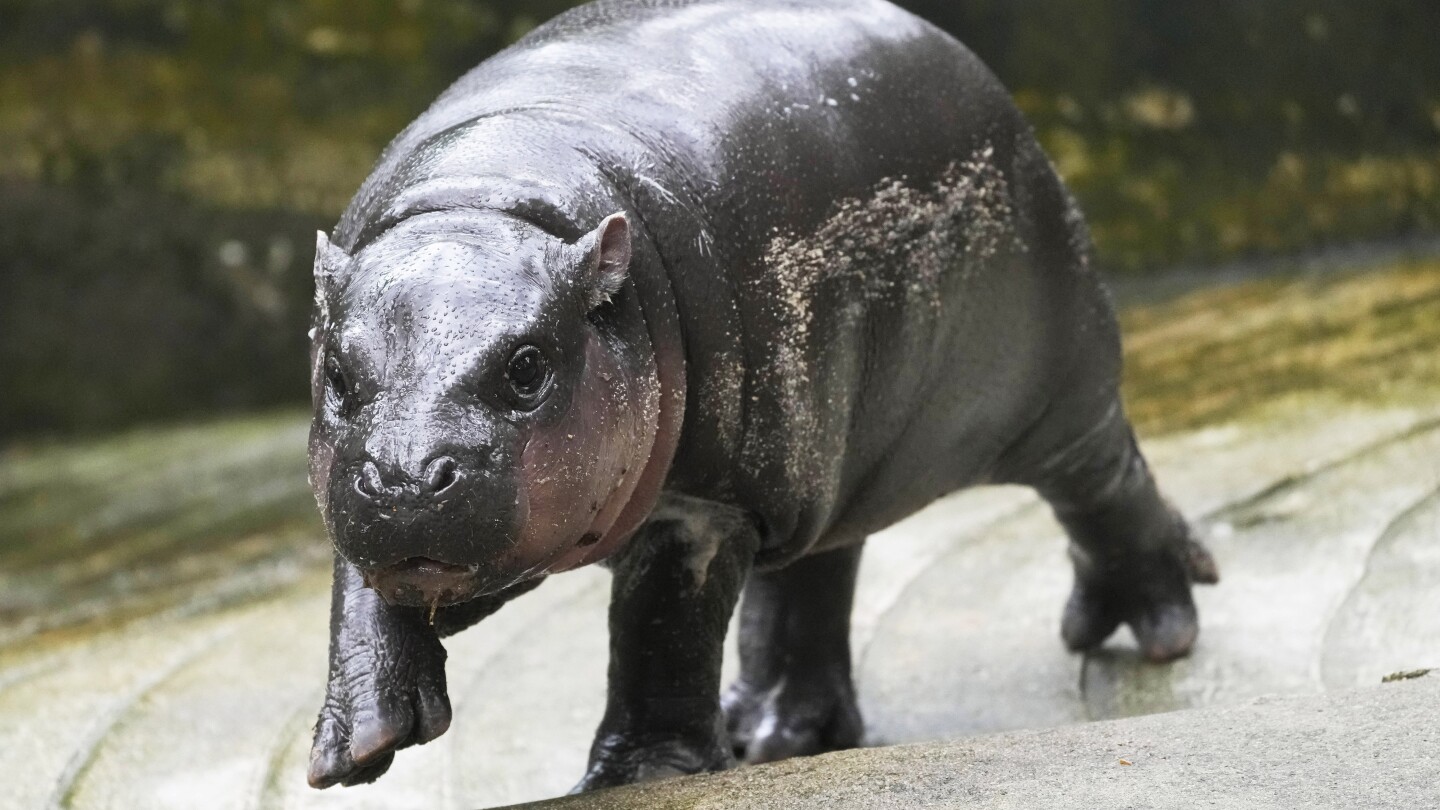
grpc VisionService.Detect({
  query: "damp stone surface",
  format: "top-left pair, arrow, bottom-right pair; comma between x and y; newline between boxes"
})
1,256 -> 1438,807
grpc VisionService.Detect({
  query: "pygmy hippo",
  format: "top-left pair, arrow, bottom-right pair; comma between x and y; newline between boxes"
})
305,0 -> 1219,793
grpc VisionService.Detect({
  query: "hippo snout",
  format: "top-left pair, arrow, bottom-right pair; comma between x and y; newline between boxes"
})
363,556 -> 482,607
354,455 -> 462,505
325,435 -> 520,577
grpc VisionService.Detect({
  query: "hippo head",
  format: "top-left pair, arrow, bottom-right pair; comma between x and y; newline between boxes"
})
307,210 -> 664,608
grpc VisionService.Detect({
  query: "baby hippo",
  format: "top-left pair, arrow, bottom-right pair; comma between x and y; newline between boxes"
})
305,0 -> 1218,793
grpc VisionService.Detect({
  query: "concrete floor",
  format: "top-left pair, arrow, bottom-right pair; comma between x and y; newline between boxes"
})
515,672 -> 1440,810
2,258 -> 1438,808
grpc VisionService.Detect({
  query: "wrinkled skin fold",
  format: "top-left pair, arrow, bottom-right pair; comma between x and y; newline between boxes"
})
308,558 -> 543,788
305,0 -> 1218,795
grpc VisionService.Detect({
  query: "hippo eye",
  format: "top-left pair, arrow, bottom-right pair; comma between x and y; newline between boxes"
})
505,344 -> 551,403
325,355 -> 358,416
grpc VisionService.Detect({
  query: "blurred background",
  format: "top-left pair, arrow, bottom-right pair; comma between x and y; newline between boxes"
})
2,3 -> 1439,808
1,0 -> 1438,438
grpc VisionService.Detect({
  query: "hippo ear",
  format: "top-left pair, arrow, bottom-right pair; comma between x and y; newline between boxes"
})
314,231 -> 347,287
577,212 -> 631,310
312,231 -> 347,332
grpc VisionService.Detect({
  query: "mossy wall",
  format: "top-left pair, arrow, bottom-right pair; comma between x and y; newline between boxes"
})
2,0 -> 1436,436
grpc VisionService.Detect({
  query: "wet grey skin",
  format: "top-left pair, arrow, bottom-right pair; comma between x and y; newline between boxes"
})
305,0 -> 1220,794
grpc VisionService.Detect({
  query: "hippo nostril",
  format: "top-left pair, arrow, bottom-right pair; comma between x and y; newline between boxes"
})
355,461 -> 385,501
424,456 -> 459,496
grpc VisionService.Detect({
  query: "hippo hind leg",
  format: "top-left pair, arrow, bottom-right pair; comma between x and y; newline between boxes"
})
1014,399 -> 1219,662
722,542 -> 865,763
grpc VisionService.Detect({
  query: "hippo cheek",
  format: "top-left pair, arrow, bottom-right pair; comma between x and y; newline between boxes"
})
306,428 -> 337,528
581,341 -> 662,556
514,420 -> 609,571
516,339 -> 659,575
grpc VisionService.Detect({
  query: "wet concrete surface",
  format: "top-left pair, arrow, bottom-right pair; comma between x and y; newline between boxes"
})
511,671 -> 1440,810
1,258 -> 1438,808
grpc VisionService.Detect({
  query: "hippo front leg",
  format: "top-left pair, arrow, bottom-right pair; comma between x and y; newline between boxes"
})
573,499 -> 760,792
309,556 -> 451,788
309,556 -> 540,788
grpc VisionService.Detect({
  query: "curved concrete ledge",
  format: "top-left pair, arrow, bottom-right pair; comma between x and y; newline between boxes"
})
514,672 -> 1438,810
3,258 -> 1439,808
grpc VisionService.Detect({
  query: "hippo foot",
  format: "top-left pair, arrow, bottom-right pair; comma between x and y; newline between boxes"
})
308,628 -> 452,788
571,723 -> 734,793
1061,538 -> 1220,663
722,667 -> 863,763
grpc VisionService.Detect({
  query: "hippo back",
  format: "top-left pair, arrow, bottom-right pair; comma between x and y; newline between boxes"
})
331,0 -> 1101,564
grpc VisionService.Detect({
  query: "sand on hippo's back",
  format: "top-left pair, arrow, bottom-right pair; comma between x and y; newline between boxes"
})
750,144 -> 1023,494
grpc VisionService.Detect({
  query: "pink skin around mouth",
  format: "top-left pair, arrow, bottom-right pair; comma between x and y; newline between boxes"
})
362,557 -> 484,608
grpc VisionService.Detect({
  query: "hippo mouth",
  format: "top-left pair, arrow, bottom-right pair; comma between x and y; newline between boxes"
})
362,557 -> 482,609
